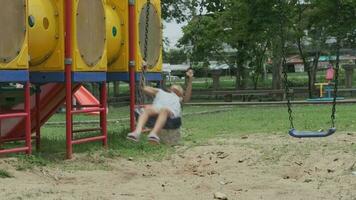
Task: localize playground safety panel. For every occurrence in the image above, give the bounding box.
[0,0,29,70]
[0,0,162,73]
[136,0,162,73]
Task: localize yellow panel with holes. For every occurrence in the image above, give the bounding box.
[72,0,107,72]
[28,0,64,72]
[105,0,129,72]
[135,0,162,73]
[0,0,29,70]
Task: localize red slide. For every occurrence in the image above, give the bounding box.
[0,83,81,140]
[73,86,100,115]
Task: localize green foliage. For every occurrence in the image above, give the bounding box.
[15,155,48,171]
[0,169,14,178]
[176,0,355,89]
[163,49,188,64]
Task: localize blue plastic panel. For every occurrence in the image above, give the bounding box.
[30,72,106,83]
[107,72,162,82]
[0,70,29,83]
[72,72,106,82]
[30,72,65,83]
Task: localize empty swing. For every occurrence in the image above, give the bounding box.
[283,52,340,138]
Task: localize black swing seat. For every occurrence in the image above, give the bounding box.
[135,111,182,130]
[289,127,336,138]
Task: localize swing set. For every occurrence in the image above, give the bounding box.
[132,0,183,131]
[134,0,340,139]
[282,37,340,138]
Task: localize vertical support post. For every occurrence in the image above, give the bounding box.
[129,0,137,131]
[35,85,41,151]
[24,81,32,155]
[100,82,108,147]
[65,0,73,159]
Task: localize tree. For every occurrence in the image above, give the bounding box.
[177,0,356,90]
[164,49,188,64]
[291,0,356,97]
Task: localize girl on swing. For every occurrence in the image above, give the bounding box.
[127,69,194,144]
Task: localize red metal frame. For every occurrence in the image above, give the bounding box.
[35,86,41,151]
[0,82,32,155]
[64,0,107,159]
[65,0,74,159]
[129,0,137,131]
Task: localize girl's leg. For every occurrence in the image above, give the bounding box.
[135,108,159,134]
[148,108,172,142]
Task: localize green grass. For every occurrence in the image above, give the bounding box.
[3,104,356,171]
[183,104,356,143]
[0,169,14,178]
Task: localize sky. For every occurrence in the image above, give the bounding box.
[163,21,186,49]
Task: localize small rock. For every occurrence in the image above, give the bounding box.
[283,175,290,179]
[304,179,312,183]
[128,157,133,161]
[238,159,244,163]
[219,181,232,185]
[208,170,218,175]
[327,169,335,173]
[294,161,303,166]
[214,192,228,200]
[352,171,356,176]
[241,136,248,139]
[178,154,185,159]
[217,153,229,159]
[333,158,339,162]
[53,175,59,181]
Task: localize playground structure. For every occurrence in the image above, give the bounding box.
[0,0,163,158]
[307,65,344,102]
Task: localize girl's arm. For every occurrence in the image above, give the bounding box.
[183,69,194,103]
[143,86,159,97]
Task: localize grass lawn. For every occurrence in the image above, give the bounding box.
[4,103,356,171]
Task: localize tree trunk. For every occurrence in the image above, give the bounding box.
[272,40,283,90]
[235,65,247,89]
[113,81,120,97]
[253,74,259,90]
[310,52,321,96]
[272,57,282,90]
[212,70,222,90]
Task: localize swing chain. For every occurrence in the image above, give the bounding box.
[144,0,151,63]
[136,0,151,105]
[282,58,295,129]
[279,8,294,129]
[331,42,341,128]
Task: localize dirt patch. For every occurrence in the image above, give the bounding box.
[0,133,355,200]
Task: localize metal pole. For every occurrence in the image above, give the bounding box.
[35,85,41,151]
[100,82,108,147]
[129,0,137,131]
[24,81,32,154]
[65,0,73,159]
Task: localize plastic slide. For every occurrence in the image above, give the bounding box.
[0,83,81,140]
[73,86,100,115]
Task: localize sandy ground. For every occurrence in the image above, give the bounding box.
[0,133,355,200]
